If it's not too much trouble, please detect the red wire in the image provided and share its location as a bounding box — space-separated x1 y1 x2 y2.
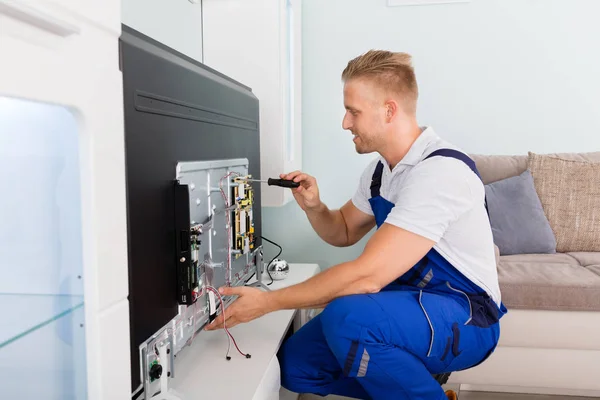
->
227 328 246 357
206 286 248 357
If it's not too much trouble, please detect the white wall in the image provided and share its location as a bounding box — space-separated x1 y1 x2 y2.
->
122 0 203 62
261 0 600 270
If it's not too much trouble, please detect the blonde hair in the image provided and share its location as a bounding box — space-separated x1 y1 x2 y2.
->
342 50 419 114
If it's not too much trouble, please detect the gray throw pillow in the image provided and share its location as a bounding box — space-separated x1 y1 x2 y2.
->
485 170 557 256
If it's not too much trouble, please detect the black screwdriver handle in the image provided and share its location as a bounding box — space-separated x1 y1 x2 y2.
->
267 178 300 188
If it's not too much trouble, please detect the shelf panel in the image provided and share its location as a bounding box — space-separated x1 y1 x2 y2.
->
0 297 87 399
0 294 83 349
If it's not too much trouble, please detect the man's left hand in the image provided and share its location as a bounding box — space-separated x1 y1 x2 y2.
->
204 286 273 331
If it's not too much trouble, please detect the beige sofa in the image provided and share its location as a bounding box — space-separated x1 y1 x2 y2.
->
448 152 600 397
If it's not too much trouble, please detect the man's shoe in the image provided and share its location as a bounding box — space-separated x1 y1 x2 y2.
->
445 390 458 400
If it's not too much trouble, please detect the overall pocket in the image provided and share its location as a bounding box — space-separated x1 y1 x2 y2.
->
418 290 469 368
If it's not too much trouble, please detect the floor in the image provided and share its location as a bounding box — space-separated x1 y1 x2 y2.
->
297 392 596 400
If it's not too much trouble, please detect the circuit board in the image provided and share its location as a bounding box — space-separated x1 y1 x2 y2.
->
173 158 259 305
231 177 256 258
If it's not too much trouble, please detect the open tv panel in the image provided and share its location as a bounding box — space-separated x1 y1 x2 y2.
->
174 159 259 306
120 25 265 398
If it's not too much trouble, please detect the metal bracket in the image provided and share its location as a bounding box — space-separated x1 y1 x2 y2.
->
148 337 182 400
246 248 271 291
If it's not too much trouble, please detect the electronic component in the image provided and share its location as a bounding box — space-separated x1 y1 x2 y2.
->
174 182 198 305
208 290 217 322
149 361 162 382
231 177 256 259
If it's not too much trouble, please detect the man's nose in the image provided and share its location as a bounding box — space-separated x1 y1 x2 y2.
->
342 114 352 130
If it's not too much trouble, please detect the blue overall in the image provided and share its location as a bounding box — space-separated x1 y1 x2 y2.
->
278 149 507 400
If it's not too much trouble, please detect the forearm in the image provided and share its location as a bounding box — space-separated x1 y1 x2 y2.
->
305 202 350 247
266 262 378 311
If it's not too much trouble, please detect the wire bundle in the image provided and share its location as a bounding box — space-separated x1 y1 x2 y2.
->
205 286 250 360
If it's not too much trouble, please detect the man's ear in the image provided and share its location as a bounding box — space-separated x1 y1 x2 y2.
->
385 100 398 122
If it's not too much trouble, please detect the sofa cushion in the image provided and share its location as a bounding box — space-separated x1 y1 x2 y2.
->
567 252 600 267
498 261 600 311
528 152 600 252
547 151 600 162
495 308 600 350
470 155 527 184
484 170 556 255
499 253 579 266
587 265 600 277
470 151 600 185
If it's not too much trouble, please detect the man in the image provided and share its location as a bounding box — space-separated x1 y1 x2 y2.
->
206 50 506 400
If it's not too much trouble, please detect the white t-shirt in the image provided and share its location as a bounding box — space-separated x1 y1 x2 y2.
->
352 127 502 306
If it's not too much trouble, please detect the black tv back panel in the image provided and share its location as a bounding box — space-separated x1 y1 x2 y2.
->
119 25 262 394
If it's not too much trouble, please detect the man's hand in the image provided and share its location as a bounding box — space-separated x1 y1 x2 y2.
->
204 286 274 331
281 171 322 212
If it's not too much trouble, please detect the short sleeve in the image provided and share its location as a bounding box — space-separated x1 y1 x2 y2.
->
384 158 476 242
351 161 376 216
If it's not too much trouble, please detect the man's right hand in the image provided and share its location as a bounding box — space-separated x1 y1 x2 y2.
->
279 171 375 247
281 171 322 212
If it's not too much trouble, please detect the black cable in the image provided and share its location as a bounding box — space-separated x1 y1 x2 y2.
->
260 235 282 286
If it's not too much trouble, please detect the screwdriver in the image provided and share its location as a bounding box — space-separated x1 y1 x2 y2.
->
243 178 300 188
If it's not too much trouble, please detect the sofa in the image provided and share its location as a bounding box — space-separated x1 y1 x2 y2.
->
448 151 600 397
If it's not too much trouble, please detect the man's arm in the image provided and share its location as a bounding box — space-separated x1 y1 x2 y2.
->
266 223 435 310
205 224 435 330
283 171 375 247
305 199 375 247
205 159 476 331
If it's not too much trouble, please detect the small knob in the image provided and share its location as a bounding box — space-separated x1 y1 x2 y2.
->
149 363 163 381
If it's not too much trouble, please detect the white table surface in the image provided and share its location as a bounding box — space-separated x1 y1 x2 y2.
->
169 263 320 399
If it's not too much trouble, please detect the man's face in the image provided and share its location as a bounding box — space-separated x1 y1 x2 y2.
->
342 78 387 154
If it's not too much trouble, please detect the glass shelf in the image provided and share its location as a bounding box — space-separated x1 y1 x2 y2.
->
0 294 84 349
0 295 87 399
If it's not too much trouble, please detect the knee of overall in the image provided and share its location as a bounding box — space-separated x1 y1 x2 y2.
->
277 335 302 390
277 318 330 393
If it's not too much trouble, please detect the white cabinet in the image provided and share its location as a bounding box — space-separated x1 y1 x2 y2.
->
0 1 130 399
203 0 302 207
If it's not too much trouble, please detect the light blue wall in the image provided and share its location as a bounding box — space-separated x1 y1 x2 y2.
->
262 0 600 270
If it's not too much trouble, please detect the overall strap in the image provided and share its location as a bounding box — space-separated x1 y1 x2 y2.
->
424 149 482 182
370 161 384 198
